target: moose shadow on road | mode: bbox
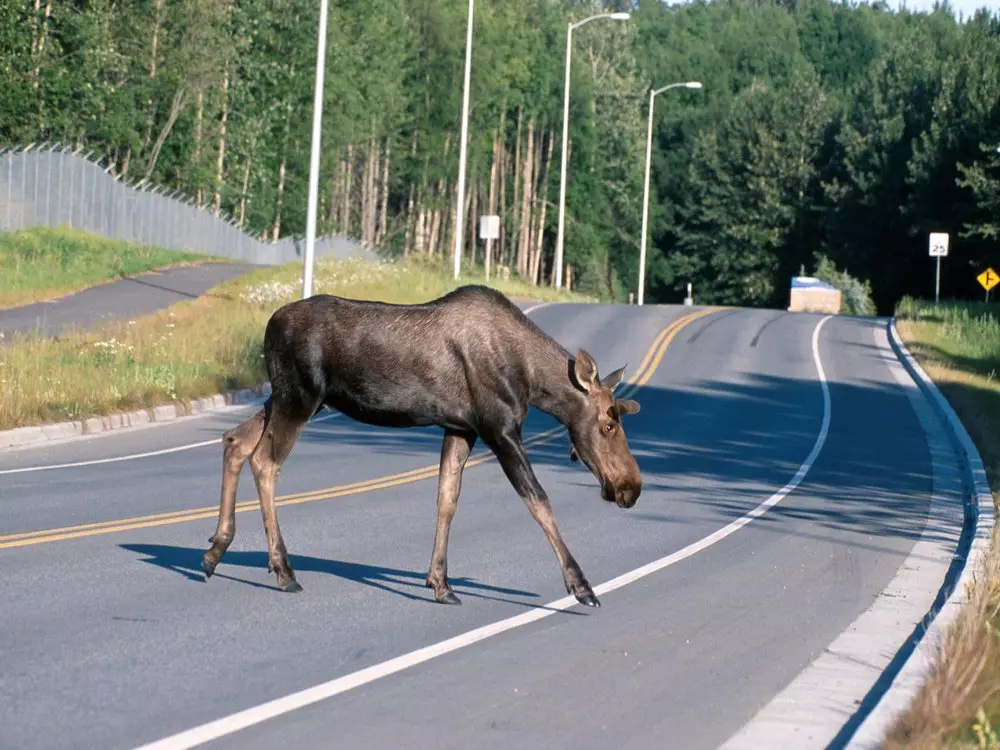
[117,542,582,613]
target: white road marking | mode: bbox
[0,411,339,476]
[521,300,554,315]
[132,314,834,750]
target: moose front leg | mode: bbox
[426,429,477,604]
[488,430,599,608]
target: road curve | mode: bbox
[0,301,954,750]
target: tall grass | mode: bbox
[0,254,593,430]
[0,227,208,309]
[884,297,1000,748]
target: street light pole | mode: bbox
[453,0,474,280]
[637,80,702,306]
[302,0,330,299]
[553,11,630,290]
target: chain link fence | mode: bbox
[0,144,372,266]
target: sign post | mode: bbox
[977,267,999,302]
[479,215,500,281]
[928,232,949,305]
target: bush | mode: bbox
[808,254,877,316]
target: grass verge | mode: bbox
[881,297,1000,749]
[0,252,594,431]
[0,227,210,309]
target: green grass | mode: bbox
[0,227,210,309]
[882,297,1000,749]
[0,253,594,430]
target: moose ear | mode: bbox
[615,399,641,416]
[571,349,600,393]
[601,365,626,392]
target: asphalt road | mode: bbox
[0,301,953,750]
[0,261,254,341]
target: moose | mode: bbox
[202,285,643,608]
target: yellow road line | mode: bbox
[1,308,719,550]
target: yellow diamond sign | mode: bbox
[978,267,1000,292]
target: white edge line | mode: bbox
[843,319,995,745]
[521,300,554,316]
[131,314,834,750]
[0,412,340,476]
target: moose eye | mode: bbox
[603,422,616,434]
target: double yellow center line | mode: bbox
[0,306,718,550]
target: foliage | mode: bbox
[809,254,877,316]
[2,0,1000,312]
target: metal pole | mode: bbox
[935,256,941,305]
[638,88,655,306]
[302,0,330,300]
[554,21,573,290]
[453,0,474,281]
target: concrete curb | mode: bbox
[845,319,995,745]
[0,381,272,451]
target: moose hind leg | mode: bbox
[426,430,477,605]
[487,429,599,608]
[249,402,313,592]
[203,406,267,579]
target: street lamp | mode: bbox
[453,0,475,280]
[637,80,702,306]
[553,10,630,290]
[301,0,331,299]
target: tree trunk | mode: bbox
[533,129,554,286]
[326,155,341,233]
[517,116,536,277]
[511,106,523,270]
[378,137,390,247]
[193,88,204,206]
[141,0,165,155]
[237,158,251,228]
[145,87,186,180]
[468,178,479,267]
[341,143,354,235]
[213,66,230,216]
[271,155,286,241]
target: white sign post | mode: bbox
[480,215,500,281]
[929,232,949,305]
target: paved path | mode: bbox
[0,302,960,749]
[0,261,254,341]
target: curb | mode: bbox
[0,381,272,451]
[845,319,995,745]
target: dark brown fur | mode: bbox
[203,285,642,607]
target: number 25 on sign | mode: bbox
[978,267,999,301]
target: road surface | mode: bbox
[0,301,956,749]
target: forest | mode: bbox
[1,0,998,313]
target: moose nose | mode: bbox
[615,484,641,509]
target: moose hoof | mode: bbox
[280,580,303,593]
[576,591,601,608]
[202,557,217,579]
[438,590,462,605]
